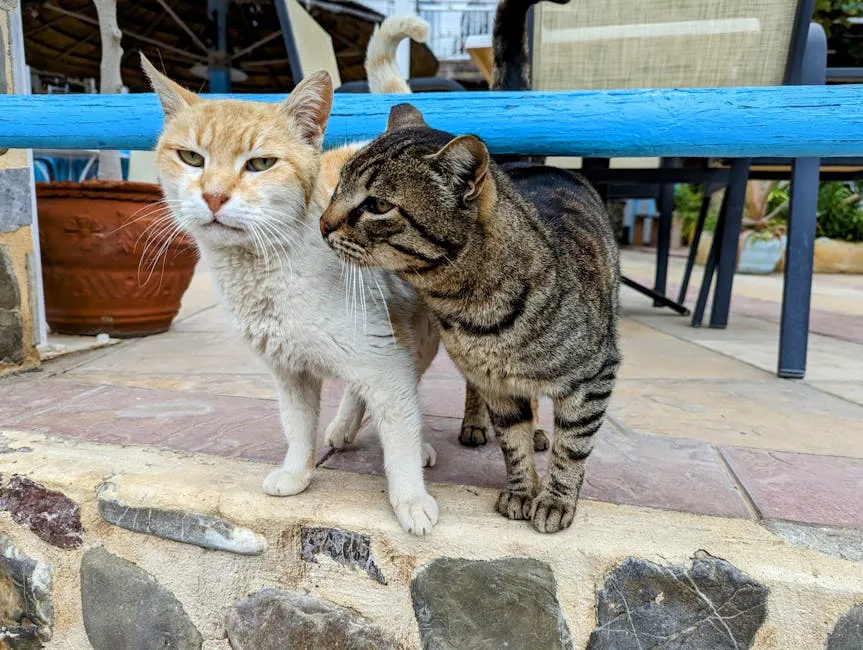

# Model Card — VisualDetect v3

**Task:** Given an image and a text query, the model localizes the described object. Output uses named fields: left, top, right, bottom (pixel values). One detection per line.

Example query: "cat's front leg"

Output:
left=263, top=371, right=321, bottom=497
left=362, top=376, right=438, bottom=536
left=483, top=392, right=540, bottom=520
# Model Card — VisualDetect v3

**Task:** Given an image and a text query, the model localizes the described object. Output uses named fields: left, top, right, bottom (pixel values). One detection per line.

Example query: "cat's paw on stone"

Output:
left=262, top=468, right=312, bottom=497
left=459, top=424, right=488, bottom=447
left=323, top=418, right=361, bottom=449
left=393, top=492, right=439, bottom=535
left=422, top=442, right=437, bottom=468
left=529, top=494, right=576, bottom=533
left=496, top=490, right=533, bottom=520
left=533, top=428, right=550, bottom=451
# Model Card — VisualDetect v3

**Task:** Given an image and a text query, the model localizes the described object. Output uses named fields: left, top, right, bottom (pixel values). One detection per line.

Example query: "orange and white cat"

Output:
left=141, top=48, right=441, bottom=535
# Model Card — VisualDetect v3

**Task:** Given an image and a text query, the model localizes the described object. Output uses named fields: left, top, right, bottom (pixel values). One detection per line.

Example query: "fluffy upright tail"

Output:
left=365, top=15, right=429, bottom=94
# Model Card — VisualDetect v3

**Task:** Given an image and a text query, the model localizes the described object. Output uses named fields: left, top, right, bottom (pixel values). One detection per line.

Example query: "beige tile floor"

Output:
left=4, top=249, right=863, bottom=526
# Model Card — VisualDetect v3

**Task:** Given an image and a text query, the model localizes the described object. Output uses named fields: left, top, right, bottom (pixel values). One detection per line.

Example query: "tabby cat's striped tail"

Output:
left=365, top=15, right=429, bottom=94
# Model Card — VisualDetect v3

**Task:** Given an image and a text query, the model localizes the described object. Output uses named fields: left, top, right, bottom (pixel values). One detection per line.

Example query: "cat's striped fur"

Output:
left=321, top=105, right=621, bottom=533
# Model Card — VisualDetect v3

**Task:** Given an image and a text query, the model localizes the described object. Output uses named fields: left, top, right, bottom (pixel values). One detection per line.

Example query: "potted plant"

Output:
left=736, top=181, right=788, bottom=274
left=35, top=0, right=196, bottom=337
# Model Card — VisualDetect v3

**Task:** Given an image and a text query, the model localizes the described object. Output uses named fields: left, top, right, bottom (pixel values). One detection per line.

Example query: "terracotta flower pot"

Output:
left=36, top=180, right=198, bottom=337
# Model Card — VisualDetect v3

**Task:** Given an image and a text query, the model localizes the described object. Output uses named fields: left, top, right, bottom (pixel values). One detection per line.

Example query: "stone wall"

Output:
left=0, top=3, right=39, bottom=375
left=1, top=429, right=862, bottom=649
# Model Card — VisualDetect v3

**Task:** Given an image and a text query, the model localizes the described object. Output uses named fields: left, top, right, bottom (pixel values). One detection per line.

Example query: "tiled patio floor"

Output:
left=3, top=250, right=863, bottom=528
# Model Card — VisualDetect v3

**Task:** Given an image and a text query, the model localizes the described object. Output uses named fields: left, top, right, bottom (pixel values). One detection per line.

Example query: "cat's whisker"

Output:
left=139, top=222, right=185, bottom=286
left=358, top=268, right=368, bottom=338
left=372, top=275, right=395, bottom=340
left=136, top=220, right=179, bottom=279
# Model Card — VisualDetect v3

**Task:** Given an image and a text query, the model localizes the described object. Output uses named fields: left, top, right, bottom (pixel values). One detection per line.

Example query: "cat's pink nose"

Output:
left=203, top=192, right=230, bottom=215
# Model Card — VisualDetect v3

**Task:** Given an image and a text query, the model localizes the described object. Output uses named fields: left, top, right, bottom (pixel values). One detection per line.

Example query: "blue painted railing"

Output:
left=2, top=86, right=863, bottom=156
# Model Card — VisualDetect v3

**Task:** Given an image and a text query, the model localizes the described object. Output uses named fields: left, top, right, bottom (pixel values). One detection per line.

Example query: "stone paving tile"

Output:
left=70, top=332, right=269, bottom=376
left=584, top=426, right=751, bottom=518
left=699, top=334, right=863, bottom=382
left=4, top=379, right=281, bottom=447
left=171, top=306, right=231, bottom=333
left=721, top=447, right=863, bottom=526
left=618, top=333, right=768, bottom=380
left=62, top=371, right=280, bottom=401
left=610, top=378, right=863, bottom=458
left=320, top=416, right=751, bottom=518
left=809, top=381, right=863, bottom=407
left=0, top=377, right=109, bottom=425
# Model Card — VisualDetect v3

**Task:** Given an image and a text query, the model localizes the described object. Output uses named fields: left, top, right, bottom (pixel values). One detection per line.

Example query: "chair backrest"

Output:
left=531, top=0, right=811, bottom=90
left=276, top=0, right=342, bottom=87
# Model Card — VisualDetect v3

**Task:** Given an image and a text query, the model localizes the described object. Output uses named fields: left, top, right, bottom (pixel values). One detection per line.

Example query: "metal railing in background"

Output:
left=417, top=1, right=496, bottom=60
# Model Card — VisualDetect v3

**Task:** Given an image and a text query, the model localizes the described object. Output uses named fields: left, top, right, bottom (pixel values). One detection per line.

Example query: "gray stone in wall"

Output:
left=827, top=605, right=863, bottom=650
left=226, top=588, right=396, bottom=650
left=0, top=307, right=24, bottom=364
left=587, top=552, right=768, bottom=650
left=81, top=547, right=203, bottom=650
left=0, top=245, right=20, bottom=310
left=0, top=533, right=54, bottom=647
left=0, top=168, right=33, bottom=233
left=98, top=492, right=266, bottom=555
left=764, top=520, right=863, bottom=563
left=0, top=475, right=83, bottom=549
left=411, top=557, right=572, bottom=650
left=301, top=526, right=385, bottom=584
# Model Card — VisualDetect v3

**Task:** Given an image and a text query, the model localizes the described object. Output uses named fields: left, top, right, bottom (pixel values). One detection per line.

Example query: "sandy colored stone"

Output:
left=611, top=378, right=863, bottom=457
left=808, top=381, right=863, bottom=407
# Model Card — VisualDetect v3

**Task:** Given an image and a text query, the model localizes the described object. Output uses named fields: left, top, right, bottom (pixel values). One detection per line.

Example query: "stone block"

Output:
left=0, top=475, right=83, bottom=549
left=411, top=557, right=572, bottom=650
left=81, top=547, right=202, bottom=650
left=226, top=588, right=396, bottom=650
left=0, top=169, right=32, bottom=233
left=0, top=533, right=53, bottom=647
left=300, top=527, right=385, bottom=584
left=587, top=552, right=768, bottom=649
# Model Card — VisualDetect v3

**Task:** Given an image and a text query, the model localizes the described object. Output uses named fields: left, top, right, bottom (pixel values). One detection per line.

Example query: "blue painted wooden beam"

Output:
left=2, top=86, right=863, bottom=157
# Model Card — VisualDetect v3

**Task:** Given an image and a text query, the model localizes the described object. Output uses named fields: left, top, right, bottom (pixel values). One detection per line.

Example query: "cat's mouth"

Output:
left=202, top=219, right=245, bottom=233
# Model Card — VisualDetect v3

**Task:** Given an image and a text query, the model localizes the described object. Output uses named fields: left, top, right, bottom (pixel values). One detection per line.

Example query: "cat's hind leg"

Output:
left=459, top=382, right=490, bottom=447
left=531, top=397, right=550, bottom=452
left=531, top=359, right=618, bottom=533
left=263, top=371, right=321, bottom=497
left=324, top=389, right=366, bottom=449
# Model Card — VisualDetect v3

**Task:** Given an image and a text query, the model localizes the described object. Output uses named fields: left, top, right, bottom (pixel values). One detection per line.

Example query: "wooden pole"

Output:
left=92, top=0, right=124, bottom=180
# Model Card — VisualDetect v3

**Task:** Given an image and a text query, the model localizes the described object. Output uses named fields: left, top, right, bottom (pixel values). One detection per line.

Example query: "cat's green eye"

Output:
left=365, top=197, right=394, bottom=215
left=246, top=157, right=277, bottom=172
left=177, top=150, right=204, bottom=167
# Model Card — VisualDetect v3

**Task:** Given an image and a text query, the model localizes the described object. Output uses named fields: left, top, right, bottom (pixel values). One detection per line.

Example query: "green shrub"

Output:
left=817, top=182, right=863, bottom=242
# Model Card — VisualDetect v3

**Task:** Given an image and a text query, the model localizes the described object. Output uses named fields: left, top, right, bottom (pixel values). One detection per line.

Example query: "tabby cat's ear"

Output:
left=386, top=103, right=428, bottom=131
left=282, top=71, right=334, bottom=149
left=140, top=53, right=199, bottom=119
left=433, top=135, right=490, bottom=205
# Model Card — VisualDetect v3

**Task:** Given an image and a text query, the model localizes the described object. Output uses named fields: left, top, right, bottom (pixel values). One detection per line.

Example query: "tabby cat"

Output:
left=141, top=55, right=441, bottom=535
left=320, top=16, right=621, bottom=531
left=336, top=15, right=551, bottom=452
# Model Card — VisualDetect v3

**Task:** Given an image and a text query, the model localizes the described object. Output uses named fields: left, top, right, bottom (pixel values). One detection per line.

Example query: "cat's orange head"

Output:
left=141, top=54, right=333, bottom=250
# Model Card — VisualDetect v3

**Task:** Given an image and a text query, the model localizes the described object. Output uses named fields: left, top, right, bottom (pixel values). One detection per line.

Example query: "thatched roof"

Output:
left=21, top=0, right=439, bottom=93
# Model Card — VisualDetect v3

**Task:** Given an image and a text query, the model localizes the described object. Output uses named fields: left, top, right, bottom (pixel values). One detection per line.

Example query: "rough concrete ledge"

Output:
left=1, top=428, right=862, bottom=649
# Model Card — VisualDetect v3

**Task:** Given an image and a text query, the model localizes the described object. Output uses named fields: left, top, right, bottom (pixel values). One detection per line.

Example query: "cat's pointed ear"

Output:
left=140, top=53, right=199, bottom=119
left=386, top=103, right=428, bottom=131
left=283, top=71, right=334, bottom=149
left=433, top=135, right=490, bottom=205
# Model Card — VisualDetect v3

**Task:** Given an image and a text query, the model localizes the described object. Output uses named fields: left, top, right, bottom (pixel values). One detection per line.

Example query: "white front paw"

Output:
left=263, top=468, right=312, bottom=496
left=324, top=418, right=361, bottom=449
left=393, top=492, right=439, bottom=536
left=422, top=442, right=437, bottom=468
